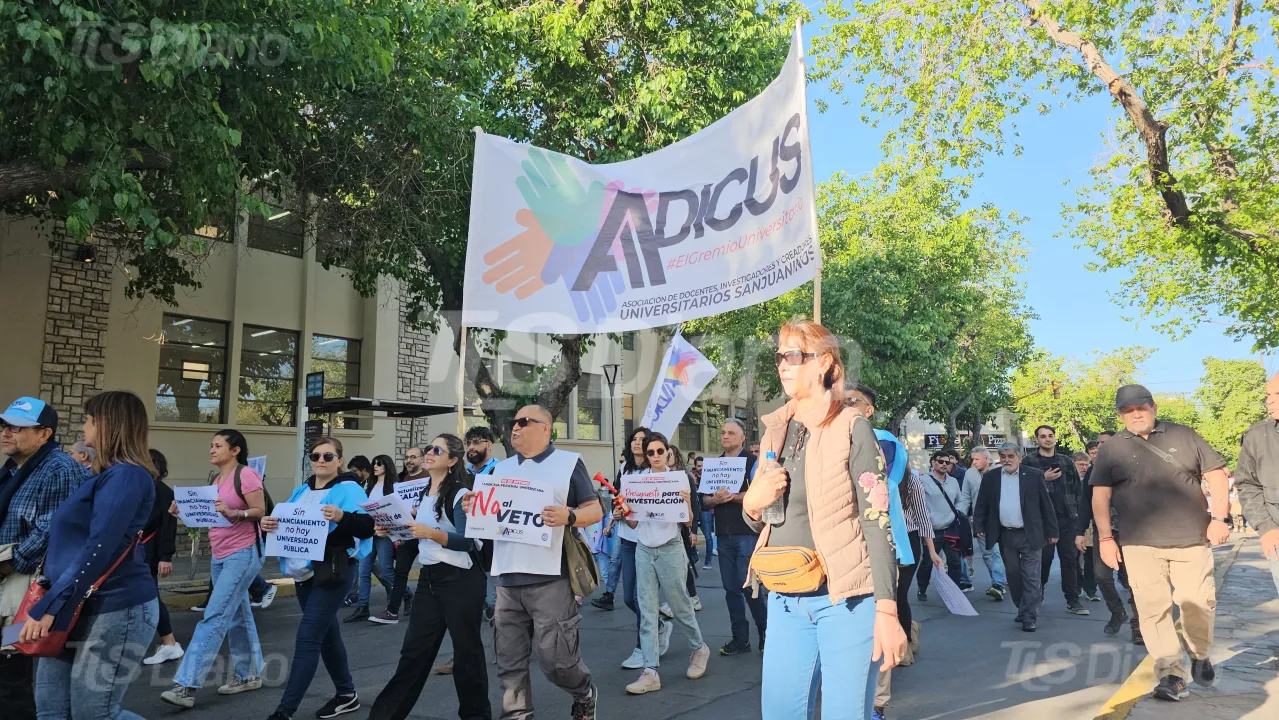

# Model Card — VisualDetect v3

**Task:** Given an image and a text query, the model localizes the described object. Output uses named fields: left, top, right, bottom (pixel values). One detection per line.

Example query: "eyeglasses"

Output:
left=308, top=452, right=338, bottom=462
left=646, top=448, right=668, bottom=457
left=775, top=351, right=818, bottom=367
left=998, top=454, right=1019, bottom=460
left=0, top=421, right=41, bottom=434
left=510, top=417, right=548, bottom=429
left=425, top=446, right=446, bottom=456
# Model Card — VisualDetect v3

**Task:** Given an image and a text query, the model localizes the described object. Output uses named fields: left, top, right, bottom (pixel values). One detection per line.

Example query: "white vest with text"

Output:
left=489, top=449, right=580, bottom=578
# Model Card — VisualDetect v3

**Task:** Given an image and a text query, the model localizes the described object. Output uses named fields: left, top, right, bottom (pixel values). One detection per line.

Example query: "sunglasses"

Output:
left=373, top=460, right=384, bottom=466
left=646, top=448, right=668, bottom=457
left=425, top=446, right=446, bottom=456
left=934, top=458, right=955, bottom=465
left=510, top=417, right=548, bottom=429
left=308, top=452, right=338, bottom=462
left=775, top=350, right=818, bottom=367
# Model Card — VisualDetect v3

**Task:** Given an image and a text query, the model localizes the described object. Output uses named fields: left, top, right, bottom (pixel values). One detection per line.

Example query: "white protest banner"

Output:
left=622, top=472, right=690, bottom=523
left=463, top=26, right=818, bottom=334
left=395, top=478, right=430, bottom=513
left=247, top=455, right=266, bottom=478
left=640, top=331, right=718, bottom=438
left=359, top=495, right=417, bottom=543
left=698, top=457, right=748, bottom=494
left=465, top=475, right=554, bottom=548
left=264, top=503, right=328, bottom=561
left=174, top=486, right=232, bottom=528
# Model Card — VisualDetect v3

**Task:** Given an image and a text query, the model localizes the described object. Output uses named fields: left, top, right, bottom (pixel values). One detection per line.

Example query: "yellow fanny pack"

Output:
left=748, top=546, right=826, bottom=594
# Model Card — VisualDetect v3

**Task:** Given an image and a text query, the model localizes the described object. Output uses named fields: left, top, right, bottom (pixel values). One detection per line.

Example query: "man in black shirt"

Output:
left=1074, top=432, right=1141, bottom=643
left=1091, top=385, right=1231, bottom=703
left=701, top=418, right=765, bottom=656
left=1022, top=425, right=1087, bottom=616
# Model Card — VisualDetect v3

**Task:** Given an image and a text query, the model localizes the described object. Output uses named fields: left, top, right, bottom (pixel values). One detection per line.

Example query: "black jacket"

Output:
left=1022, top=451, right=1082, bottom=520
left=142, top=479, right=178, bottom=572
left=973, top=465, right=1060, bottom=552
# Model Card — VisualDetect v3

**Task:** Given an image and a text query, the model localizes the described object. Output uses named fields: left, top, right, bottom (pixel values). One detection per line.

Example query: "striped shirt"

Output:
left=900, top=470, right=932, bottom=535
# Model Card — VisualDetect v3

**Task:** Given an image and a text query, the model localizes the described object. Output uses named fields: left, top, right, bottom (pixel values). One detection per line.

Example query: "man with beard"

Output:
left=1022, top=425, right=1088, bottom=616
left=466, top=426, right=500, bottom=475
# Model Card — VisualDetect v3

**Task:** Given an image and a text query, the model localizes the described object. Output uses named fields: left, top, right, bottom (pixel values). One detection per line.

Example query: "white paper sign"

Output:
left=360, top=495, right=417, bottom=543
left=247, top=455, right=266, bottom=478
left=465, top=475, right=555, bottom=547
left=698, top=457, right=748, bottom=494
left=174, top=486, right=232, bottom=528
left=395, top=478, right=430, bottom=513
left=622, top=472, right=690, bottom=523
left=265, top=503, right=329, bottom=560
left=933, top=571, right=978, bottom=617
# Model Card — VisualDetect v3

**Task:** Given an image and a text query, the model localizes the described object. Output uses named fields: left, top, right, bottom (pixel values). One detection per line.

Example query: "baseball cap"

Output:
left=0, top=396, right=58, bottom=433
left=1114, top=384, right=1155, bottom=410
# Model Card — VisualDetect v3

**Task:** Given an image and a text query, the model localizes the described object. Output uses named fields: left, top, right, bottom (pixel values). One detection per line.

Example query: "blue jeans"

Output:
left=637, top=538, right=704, bottom=668
left=761, top=592, right=879, bottom=720
left=604, top=531, right=623, bottom=594
left=621, top=538, right=640, bottom=645
left=718, top=534, right=768, bottom=645
left=974, top=532, right=1007, bottom=588
left=700, top=512, right=716, bottom=559
left=357, top=536, right=399, bottom=608
left=36, top=599, right=159, bottom=720
left=277, top=565, right=358, bottom=715
left=175, top=546, right=265, bottom=688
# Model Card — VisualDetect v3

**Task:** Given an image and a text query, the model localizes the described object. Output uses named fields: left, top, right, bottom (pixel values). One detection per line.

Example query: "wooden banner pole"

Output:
left=457, top=324, right=468, bottom=436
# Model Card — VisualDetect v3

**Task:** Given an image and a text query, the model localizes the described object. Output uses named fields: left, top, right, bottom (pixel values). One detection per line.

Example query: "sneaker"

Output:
left=316, top=693, right=360, bottom=719
left=342, top=593, right=357, bottom=608
left=267, top=713, right=292, bottom=720
left=713, top=547, right=718, bottom=556
left=343, top=606, right=370, bottom=623
left=719, top=639, right=751, bottom=656
left=621, top=647, right=645, bottom=669
left=143, top=642, right=185, bottom=665
left=692, top=596, right=703, bottom=611
left=960, top=583, right=973, bottom=593
left=161, top=685, right=197, bottom=709
left=369, top=610, right=399, bottom=625
left=434, top=660, right=454, bottom=675
left=1086, top=592, right=1101, bottom=602
left=986, top=585, right=1004, bottom=601
left=257, top=584, right=278, bottom=609
left=218, top=676, right=263, bottom=695
left=658, top=618, right=673, bottom=656
left=758, top=632, right=766, bottom=654
left=1022, top=620, right=1037, bottom=632
left=1066, top=603, right=1090, bottom=616
left=591, top=592, right=614, bottom=611
left=686, top=643, right=710, bottom=679
left=402, top=594, right=413, bottom=616
left=659, top=602, right=674, bottom=619
left=1191, top=658, right=1215, bottom=687
left=1152, top=675, right=1189, bottom=701
left=625, top=668, right=661, bottom=695
left=702, top=561, right=712, bottom=570
left=916, top=589, right=927, bottom=602
left=190, top=604, right=206, bottom=613
left=570, top=683, right=598, bottom=720
left=484, top=603, right=496, bottom=623
left=1104, top=611, right=1128, bottom=636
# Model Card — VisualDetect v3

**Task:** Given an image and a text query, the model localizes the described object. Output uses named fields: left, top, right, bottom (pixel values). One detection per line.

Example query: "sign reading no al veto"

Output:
left=464, top=475, right=555, bottom=547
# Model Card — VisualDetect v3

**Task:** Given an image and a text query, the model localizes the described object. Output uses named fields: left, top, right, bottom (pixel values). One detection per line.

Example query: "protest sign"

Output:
left=465, top=475, right=555, bottom=548
left=698, top=457, right=748, bottom=494
left=174, top=485, right=232, bottom=528
left=395, top=478, right=429, bottom=512
left=622, top=472, right=691, bottom=523
left=359, top=495, right=417, bottom=543
left=640, top=332, right=718, bottom=438
left=247, top=455, right=266, bottom=478
left=264, top=503, right=328, bottom=561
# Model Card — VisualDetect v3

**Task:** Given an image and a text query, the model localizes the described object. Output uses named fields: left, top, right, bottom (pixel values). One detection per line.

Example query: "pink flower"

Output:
left=857, top=472, right=878, bottom=490
left=868, top=482, right=890, bottom=512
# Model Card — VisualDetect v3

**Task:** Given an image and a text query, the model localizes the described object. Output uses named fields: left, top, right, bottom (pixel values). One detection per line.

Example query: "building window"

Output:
left=623, top=393, right=635, bottom=440
left=708, top=404, right=729, bottom=432
left=622, top=333, right=636, bottom=351
left=679, top=403, right=705, bottom=452
left=312, top=335, right=361, bottom=429
left=247, top=206, right=304, bottom=257
left=577, top=374, right=604, bottom=441
left=156, top=315, right=227, bottom=423
left=554, top=405, right=570, bottom=440
left=239, top=325, right=299, bottom=426
left=734, top=407, right=753, bottom=442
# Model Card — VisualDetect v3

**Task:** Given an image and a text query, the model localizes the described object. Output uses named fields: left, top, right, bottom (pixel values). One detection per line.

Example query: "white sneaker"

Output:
left=143, top=643, right=184, bottom=666
left=218, top=676, right=263, bottom=695
left=692, top=596, right=703, bottom=611
left=712, top=548, right=718, bottom=556
left=625, top=668, right=661, bottom=695
left=659, top=602, right=674, bottom=619
left=190, top=604, right=206, bottom=613
left=256, top=584, right=278, bottom=609
left=686, top=644, right=710, bottom=679
left=658, top=618, right=673, bottom=656
left=620, top=647, right=645, bottom=669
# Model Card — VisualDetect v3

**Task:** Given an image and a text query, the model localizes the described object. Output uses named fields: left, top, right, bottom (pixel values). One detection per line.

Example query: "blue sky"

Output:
left=803, top=54, right=1268, bottom=395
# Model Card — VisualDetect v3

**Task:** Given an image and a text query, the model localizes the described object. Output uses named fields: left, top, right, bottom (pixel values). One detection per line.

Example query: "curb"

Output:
left=1092, top=538, right=1245, bottom=720
left=161, top=569, right=423, bottom=612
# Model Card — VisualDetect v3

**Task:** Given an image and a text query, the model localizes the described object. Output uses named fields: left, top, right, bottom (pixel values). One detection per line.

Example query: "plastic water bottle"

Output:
left=759, top=451, right=788, bottom=524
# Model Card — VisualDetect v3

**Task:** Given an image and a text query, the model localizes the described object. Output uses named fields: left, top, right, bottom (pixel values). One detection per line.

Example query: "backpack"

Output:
left=233, top=464, right=276, bottom=517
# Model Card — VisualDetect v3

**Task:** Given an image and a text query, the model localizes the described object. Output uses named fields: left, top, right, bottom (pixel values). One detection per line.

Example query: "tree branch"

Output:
left=0, top=150, right=172, bottom=202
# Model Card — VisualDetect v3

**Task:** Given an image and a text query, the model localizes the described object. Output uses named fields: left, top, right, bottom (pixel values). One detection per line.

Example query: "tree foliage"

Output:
left=1011, top=346, right=1154, bottom=448
left=813, top=0, right=1279, bottom=348
left=1196, top=356, right=1267, bottom=466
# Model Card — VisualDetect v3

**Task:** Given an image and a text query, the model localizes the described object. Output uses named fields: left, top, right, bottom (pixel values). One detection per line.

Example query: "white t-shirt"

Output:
left=416, top=495, right=473, bottom=570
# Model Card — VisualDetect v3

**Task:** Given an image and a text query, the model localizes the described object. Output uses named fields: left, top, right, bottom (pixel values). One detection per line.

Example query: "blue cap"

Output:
left=0, top=397, right=58, bottom=433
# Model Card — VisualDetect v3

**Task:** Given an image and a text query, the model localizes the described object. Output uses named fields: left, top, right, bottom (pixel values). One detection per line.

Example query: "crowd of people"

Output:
left=0, top=326, right=1277, bottom=720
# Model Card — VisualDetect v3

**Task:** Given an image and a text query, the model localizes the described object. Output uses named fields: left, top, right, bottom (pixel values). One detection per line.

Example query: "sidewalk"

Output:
left=1124, top=537, right=1279, bottom=720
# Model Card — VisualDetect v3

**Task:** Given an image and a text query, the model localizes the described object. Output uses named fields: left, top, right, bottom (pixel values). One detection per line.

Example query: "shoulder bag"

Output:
left=929, top=476, right=974, bottom=556
left=748, top=422, right=827, bottom=594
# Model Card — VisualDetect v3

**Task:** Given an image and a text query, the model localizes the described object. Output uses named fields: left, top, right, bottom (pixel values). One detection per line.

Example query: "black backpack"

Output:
left=233, top=464, right=276, bottom=517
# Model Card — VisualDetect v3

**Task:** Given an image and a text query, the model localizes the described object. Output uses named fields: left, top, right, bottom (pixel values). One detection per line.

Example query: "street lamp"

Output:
left=603, top=363, right=621, bottom=476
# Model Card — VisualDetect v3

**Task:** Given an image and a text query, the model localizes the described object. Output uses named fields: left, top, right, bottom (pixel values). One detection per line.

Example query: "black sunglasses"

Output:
left=309, top=452, right=338, bottom=462
left=425, top=446, right=446, bottom=456
left=510, top=417, right=548, bottom=429
left=775, top=350, right=818, bottom=367
left=646, top=448, right=668, bottom=457
left=373, top=459, right=384, bottom=466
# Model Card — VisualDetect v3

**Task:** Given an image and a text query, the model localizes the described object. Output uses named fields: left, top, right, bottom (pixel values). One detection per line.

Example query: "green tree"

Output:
left=1196, top=357, right=1267, bottom=466
left=1152, top=393, right=1204, bottom=430
left=813, top=1, right=1279, bottom=348
left=1011, top=347, right=1153, bottom=448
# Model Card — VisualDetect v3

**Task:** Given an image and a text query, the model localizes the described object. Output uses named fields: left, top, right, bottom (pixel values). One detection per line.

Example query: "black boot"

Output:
left=591, top=592, right=614, bottom=610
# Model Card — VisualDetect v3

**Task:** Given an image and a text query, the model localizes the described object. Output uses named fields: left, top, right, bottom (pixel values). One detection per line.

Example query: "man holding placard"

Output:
left=461, top=405, right=602, bottom=720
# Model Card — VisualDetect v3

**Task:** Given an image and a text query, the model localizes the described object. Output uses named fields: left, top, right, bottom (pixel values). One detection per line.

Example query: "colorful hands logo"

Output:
left=482, top=147, right=654, bottom=324
left=665, top=349, right=699, bottom=386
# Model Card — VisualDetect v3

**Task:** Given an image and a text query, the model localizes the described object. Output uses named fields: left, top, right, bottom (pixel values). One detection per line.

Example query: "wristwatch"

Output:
left=1212, top=515, right=1231, bottom=524
left=566, top=508, right=578, bottom=527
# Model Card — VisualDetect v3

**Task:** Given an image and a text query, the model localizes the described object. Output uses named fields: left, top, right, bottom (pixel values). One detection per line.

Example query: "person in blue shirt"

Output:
left=464, top=426, right=500, bottom=475
left=21, top=391, right=159, bottom=720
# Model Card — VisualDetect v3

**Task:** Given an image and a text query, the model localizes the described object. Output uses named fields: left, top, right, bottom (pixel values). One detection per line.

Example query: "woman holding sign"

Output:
left=742, top=320, right=907, bottom=720
left=369, top=434, right=491, bottom=720
left=621, top=431, right=710, bottom=695
left=261, top=438, right=374, bottom=720
left=161, top=429, right=267, bottom=709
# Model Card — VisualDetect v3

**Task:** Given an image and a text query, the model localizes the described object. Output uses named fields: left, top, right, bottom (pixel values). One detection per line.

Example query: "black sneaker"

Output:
left=316, top=693, right=360, bottom=719
left=1022, top=620, right=1036, bottom=632
left=343, top=606, right=370, bottom=624
left=1086, top=592, right=1101, bottom=602
left=1152, top=675, right=1188, bottom=701
left=266, top=713, right=291, bottom=720
left=590, top=592, right=615, bottom=611
left=570, top=683, right=598, bottom=720
left=1191, top=658, right=1215, bottom=687
left=484, top=603, right=496, bottom=623
left=1104, top=612, right=1127, bottom=636
left=1066, top=603, right=1090, bottom=616
left=719, top=639, right=751, bottom=656
left=758, top=632, right=766, bottom=654
left=986, top=585, right=1005, bottom=601
left=402, top=594, right=413, bottom=616
left=917, top=588, right=927, bottom=602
